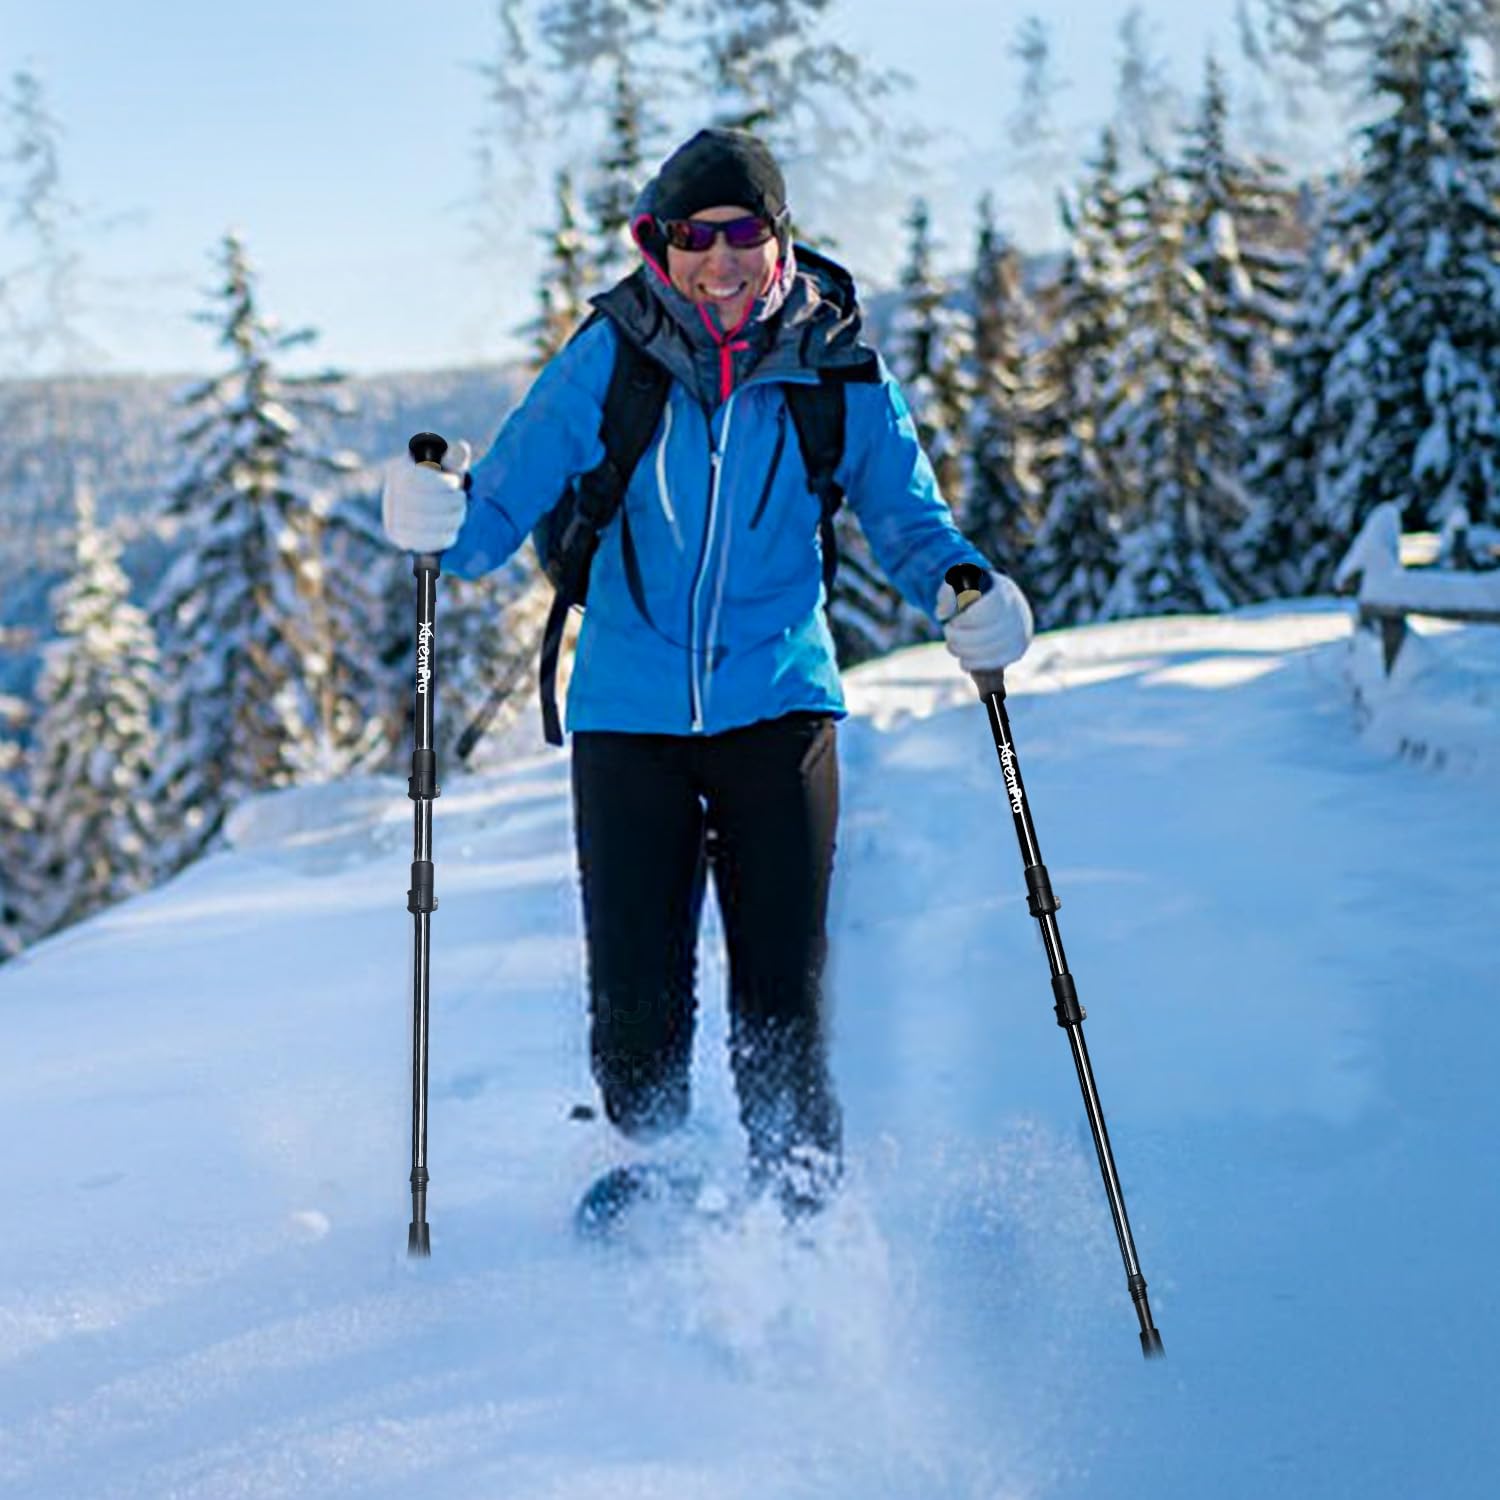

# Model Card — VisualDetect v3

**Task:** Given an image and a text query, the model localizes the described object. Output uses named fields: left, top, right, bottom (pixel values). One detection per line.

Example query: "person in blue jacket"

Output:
left=382, top=127, right=1033, bottom=1219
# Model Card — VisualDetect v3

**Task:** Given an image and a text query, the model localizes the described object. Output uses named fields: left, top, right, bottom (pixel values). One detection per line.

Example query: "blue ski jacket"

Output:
left=441, top=238, right=991, bottom=738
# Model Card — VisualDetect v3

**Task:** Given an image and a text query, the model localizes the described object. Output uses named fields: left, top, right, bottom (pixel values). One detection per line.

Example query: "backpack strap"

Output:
left=538, top=321, right=670, bottom=746
left=784, top=355, right=879, bottom=597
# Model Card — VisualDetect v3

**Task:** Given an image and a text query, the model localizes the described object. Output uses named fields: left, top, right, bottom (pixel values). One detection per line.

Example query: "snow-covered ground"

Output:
left=3, top=601, right=1498, bottom=1499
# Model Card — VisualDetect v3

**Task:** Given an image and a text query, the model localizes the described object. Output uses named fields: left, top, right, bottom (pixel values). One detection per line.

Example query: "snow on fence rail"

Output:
left=1332, top=502, right=1500, bottom=773
left=1334, top=502, right=1500, bottom=674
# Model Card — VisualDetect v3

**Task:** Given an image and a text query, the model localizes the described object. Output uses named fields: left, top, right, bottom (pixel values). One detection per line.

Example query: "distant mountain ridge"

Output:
left=0, top=362, right=528, bottom=560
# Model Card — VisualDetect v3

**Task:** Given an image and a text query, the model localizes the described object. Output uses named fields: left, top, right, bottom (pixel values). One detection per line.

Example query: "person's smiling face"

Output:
left=664, top=205, right=779, bottom=330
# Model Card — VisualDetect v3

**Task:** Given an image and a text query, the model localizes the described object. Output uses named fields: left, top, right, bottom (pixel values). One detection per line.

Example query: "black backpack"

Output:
left=511, top=315, right=873, bottom=748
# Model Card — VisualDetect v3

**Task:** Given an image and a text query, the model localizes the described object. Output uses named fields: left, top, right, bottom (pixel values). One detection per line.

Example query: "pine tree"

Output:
left=890, top=199, right=972, bottom=510
left=696, top=0, right=920, bottom=253
left=24, top=478, right=160, bottom=941
left=528, top=168, right=592, bottom=366
left=588, top=55, right=654, bottom=289
left=1237, top=180, right=1351, bottom=598
left=1253, top=0, right=1500, bottom=89
left=1177, top=55, right=1298, bottom=443
left=539, top=0, right=669, bottom=78
left=295, top=480, right=395, bottom=783
left=151, top=232, right=377, bottom=871
left=963, top=194, right=1037, bottom=585
left=1, top=67, right=101, bottom=569
left=1233, top=0, right=1321, bottom=165
left=448, top=561, right=558, bottom=765
left=535, top=0, right=678, bottom=152
left=471, top=0, right=549, bottom=315
left=827, top=197, right=959, bottom=665
left=1007, top=15, right=1072, bottom=247
left=1113, top=6, right=1179, bottom=173
left=1, top=67, right=91, bottom=373
left=702, top=0, right=899, bottom=132
left=0, top=644, right=30, bottom=960
left=825, top=517, right=928, bottom=668
left=1029, top=130, right=1131, bottom=627
left=1103, top=167, right=1252, bottom=617
left=1309, top=5, right=1500, bottom=564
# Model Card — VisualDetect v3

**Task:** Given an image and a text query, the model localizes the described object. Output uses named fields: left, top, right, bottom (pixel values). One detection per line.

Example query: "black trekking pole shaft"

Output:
left=405, top=431, right=448, bottom=1258
left=947, top=564, right=1164, bottom=1359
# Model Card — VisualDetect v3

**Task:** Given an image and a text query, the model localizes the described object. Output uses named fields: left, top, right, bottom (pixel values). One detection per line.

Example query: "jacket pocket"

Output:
left=748, top=402, right=789, bottom=530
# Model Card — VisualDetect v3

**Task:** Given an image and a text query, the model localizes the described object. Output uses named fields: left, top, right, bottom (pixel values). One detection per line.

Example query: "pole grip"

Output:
left=944, top=563, right=1006, bottom=700
left=409, top=432, right=448, bottom=470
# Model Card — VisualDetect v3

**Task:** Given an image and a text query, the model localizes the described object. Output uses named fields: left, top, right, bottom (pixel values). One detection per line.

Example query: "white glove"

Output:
left=380, top=439, right=472, bottom=553
left=936, top=569, right=1034, bottom=672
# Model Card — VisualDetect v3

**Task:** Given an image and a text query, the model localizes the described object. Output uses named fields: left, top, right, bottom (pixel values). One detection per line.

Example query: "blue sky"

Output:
left=1, top=0, right=1323, bottom=377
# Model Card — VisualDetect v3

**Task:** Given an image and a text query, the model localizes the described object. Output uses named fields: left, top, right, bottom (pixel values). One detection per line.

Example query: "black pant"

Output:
left=571, top=711, right=841, bottom=1180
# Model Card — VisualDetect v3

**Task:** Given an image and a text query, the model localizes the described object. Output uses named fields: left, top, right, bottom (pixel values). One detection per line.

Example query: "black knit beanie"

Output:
left=652, top=127, right=787, bottom=223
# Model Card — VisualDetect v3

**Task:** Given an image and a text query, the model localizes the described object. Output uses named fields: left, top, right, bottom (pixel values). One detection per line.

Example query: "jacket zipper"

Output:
left=689, top=392, right=736, bottom=732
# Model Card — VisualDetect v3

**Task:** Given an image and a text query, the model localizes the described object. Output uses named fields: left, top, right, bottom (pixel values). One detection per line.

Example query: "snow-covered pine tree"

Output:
left=1233, top=0, right=1323, bottom=165
left=307, top=479, right=401, bottom=778
left=470, top=0, right=551, bottom=331
left=24, top=477, right=159, bottom=941
left=826, top=197, right=955, bottom=665
left=1007, top=15, right=1072, bottom=249
left=0, top=639, right=30, bottom=960
left=588, top=55, right=654, bottom=290
left=151, top=232, right=377, bottom=871
left=0, top=67, right=93, bottom=373
left=891, top=198, right=972, bottom=514
left=539, top=0, right=669, bottom=80
left=1029, top=130, right=1132, bottom=628
left=446, top=560, right=558, bottom=766
left=695, top=0, right=919, bottom=256
left=1252, top=0, right=1500, bottom=91
left=702, top=0, right=900, bottom=139
left=529, top=168, right=592, bottom=365
left=1309, top=5, right=1500, bottom=573
left=1176, top=55, right=1298, bottom=460
left=0, top=67, right=102, bottom=571
left=963, top=194, right=1038, bottom=587
left=1102, top=166, right=1254, bottom=617
left=535, top=0, right=678, bottom=167
left=1113, top=6, right=1180, bottom=174
left=1237, top=179, right=1352, bottom=598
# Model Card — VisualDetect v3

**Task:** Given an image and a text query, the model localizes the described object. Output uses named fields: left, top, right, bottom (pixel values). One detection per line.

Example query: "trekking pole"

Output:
left=404, top=431, right=447, bottom=1257
left=946, top=562, right=1164, bottom=1359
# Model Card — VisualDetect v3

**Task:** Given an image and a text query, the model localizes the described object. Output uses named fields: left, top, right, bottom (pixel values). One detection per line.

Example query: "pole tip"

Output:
left=1141, top=1327, right=1165, bottom=1359
left=408, top=1222, right=431, bottom=1258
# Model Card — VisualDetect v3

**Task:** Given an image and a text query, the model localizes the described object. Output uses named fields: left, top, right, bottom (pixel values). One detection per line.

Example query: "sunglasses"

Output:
left=658, top=211, right=783, bottom=253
